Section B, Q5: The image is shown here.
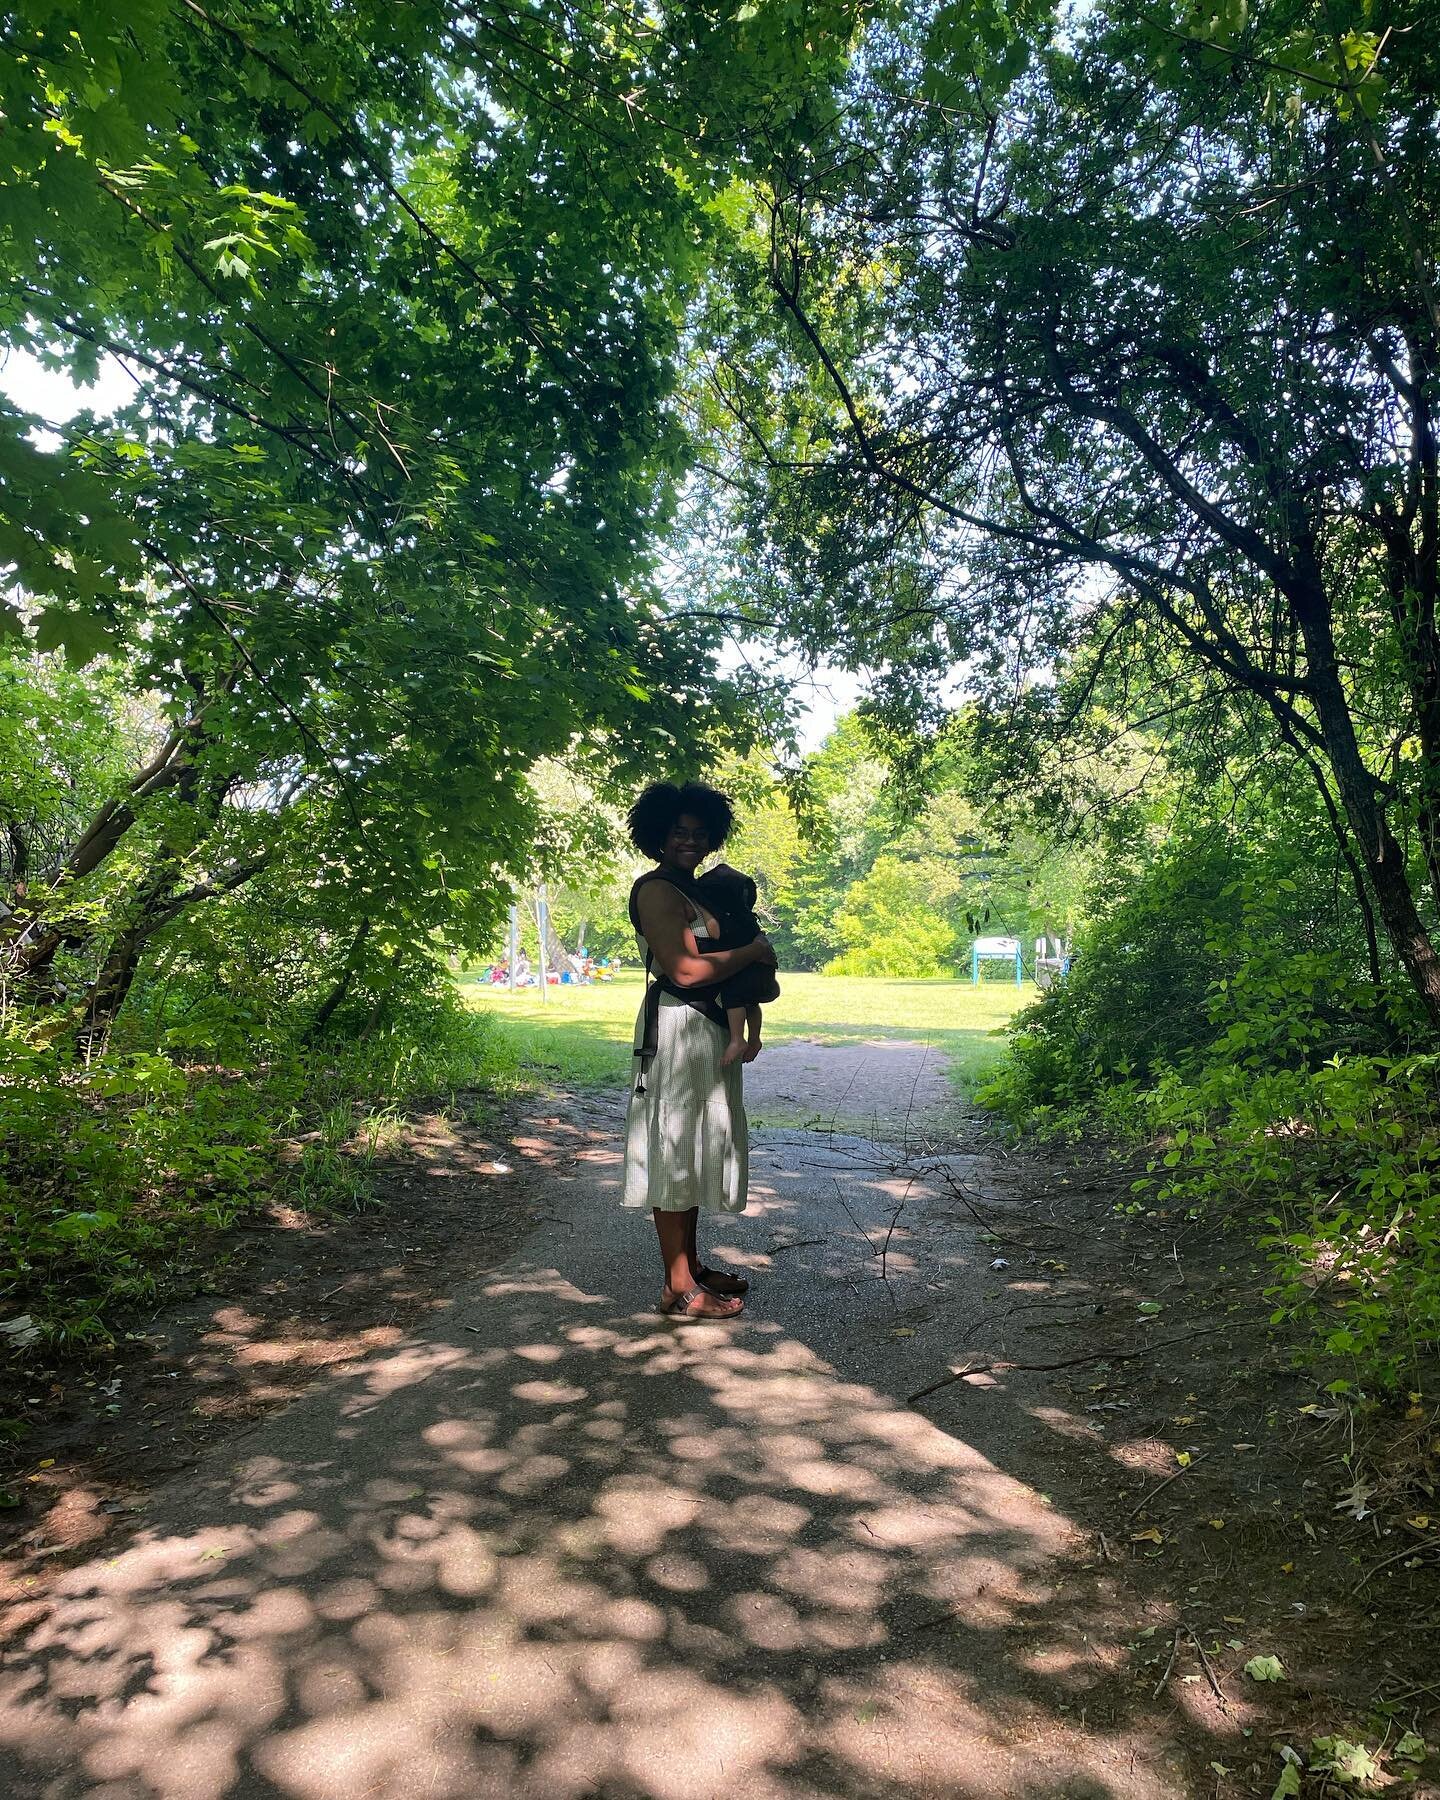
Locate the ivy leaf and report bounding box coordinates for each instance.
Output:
[1244,1654,1286,1682]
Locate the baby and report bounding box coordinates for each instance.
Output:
[695,862,781,1065]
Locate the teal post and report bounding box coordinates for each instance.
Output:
[971,945,980,984]
[1015,945,1023,985]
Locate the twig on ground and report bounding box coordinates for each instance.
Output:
[911,1604,966,1633]
[1352,1535,1440,1592]
[1130,1453,1209,1519]
[879,1173,921,1282]
[768,1237,824,1255]
[1378,1675,1440,1703]
[1183,1621,1227,1705]
[931,1165,1070,1251]
[831,1176,906,1285]
[1152,1622,1226,1705]
[906,1326,1224,1405]
[1153,1626,1183,1699]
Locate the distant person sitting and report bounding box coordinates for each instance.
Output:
[695,861,780,1065]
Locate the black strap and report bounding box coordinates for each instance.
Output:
[629,873,728,1091]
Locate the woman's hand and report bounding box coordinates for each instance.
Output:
[747,933,777,967]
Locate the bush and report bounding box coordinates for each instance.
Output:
[980,814,1440,1389]
[824,933,955,977]
[0,1037,270,1345]
[0,988,514,1346]
[823,855,959,977]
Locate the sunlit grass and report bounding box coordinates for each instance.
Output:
[457,968,1030,1097]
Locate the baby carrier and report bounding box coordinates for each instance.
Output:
[628,870,729,1093]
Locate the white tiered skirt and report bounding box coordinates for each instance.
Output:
[622,992,748,1213]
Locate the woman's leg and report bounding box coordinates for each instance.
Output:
[655,1208,740,1316]
[686,1207,749,1297]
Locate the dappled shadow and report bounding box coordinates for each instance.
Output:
[0,1120,1214,1798]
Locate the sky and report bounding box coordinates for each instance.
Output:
[0,345,139,447]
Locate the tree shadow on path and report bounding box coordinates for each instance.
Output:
[0,1054,1222,1799]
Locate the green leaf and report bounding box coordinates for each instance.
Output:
[32,608,118,665]
[1244,1655,1286,1682]
[1310,1737,1381,1784]
[50,1211,119,1241]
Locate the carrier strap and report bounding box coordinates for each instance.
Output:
[629,873,728,1093]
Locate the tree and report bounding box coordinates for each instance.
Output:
[697,0,1440,1026]
[825,855,958,976]
[1,0,866,1043]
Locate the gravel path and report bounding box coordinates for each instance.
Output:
[0,1044,1195,1799]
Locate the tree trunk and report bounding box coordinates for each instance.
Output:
[307,918,372,1039]
[1294,577,1440,1028]
[75,924,151,1060]
[357,973,399,1041]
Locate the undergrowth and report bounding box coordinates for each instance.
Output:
[980,862,1440,1394]
[0,990,517,1350]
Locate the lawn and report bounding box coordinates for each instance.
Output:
[458,969,1031,1097]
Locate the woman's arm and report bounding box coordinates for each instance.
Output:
[636,881,775,989]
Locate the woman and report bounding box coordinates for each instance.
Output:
[622,780,777,1319]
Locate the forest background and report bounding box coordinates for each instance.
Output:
[524,720,1089,981]
[3,0,1439,1406]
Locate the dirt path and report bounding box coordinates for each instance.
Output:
[1,1044,1436,1798]
[743,1035,961,1143]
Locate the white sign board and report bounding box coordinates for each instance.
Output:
[973,936,1020,956]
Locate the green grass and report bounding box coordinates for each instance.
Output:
[457,969,1030,1097]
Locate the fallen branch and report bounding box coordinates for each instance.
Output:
[906,1325,1224,1405]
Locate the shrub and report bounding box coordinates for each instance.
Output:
[0,986,514,1346]
[823,855,959,977]
[981,815,1439,1389]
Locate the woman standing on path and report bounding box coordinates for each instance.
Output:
[623,781,777,1320]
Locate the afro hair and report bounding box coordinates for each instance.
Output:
[626,781,735,861]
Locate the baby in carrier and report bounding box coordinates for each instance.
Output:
[696,863,781,1065]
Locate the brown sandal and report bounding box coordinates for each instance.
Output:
[660,1286,744,1320]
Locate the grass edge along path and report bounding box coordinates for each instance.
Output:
[459,969,1030,1103]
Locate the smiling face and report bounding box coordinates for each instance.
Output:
[661,811,710,874]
